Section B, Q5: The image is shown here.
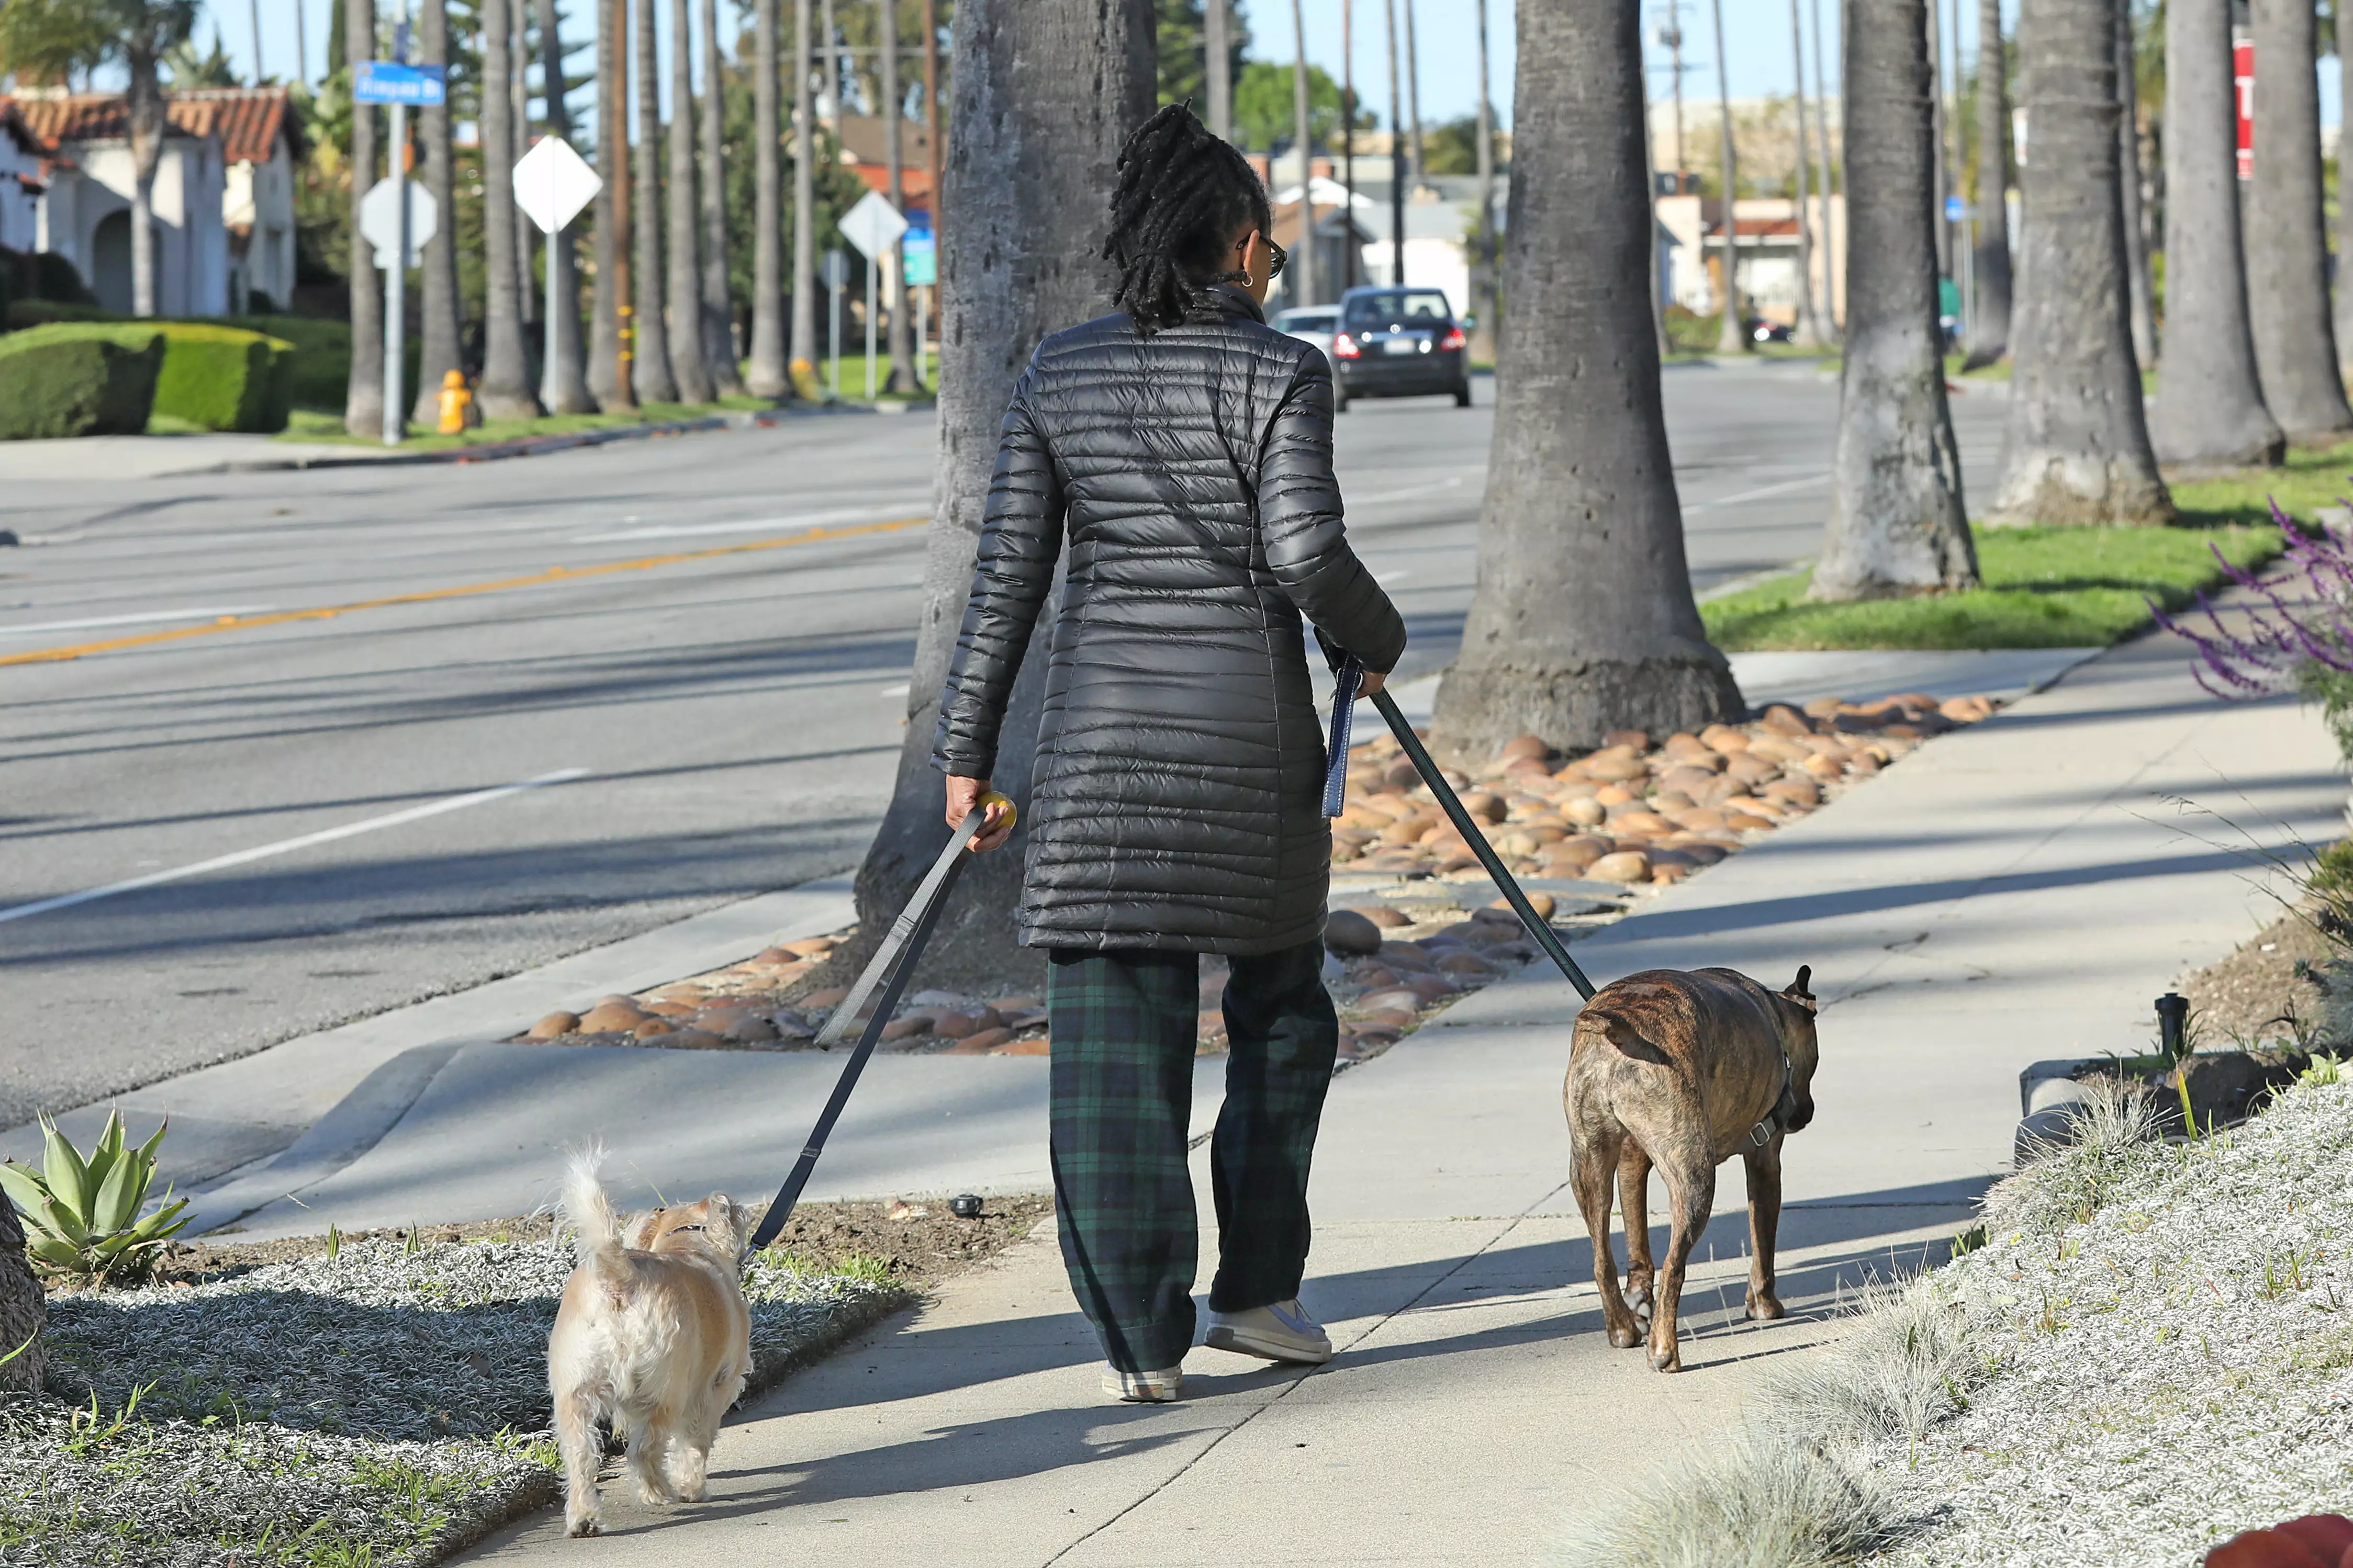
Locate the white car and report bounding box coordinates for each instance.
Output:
[1274,306,1341,376]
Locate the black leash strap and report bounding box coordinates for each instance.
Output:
[1323,656,1362,817]
[744,800,1004,1254]
[1364,688,1598,1002]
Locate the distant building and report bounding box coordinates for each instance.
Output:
[0,103,51,256]
[832,114,935,212]
[0,86,301,317]
[1656,190,1846,327]
[1256,152,1503,320]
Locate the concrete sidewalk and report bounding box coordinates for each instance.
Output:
[451,624,2342,1566]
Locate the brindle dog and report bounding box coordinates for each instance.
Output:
[1564,965,1819,1371]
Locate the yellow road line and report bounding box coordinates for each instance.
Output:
[1,515,929,669]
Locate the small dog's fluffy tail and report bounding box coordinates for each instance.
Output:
[561,1145,628,1271]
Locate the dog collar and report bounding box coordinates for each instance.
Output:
[1743,1052,1795,1152]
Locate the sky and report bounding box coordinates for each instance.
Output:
[167,0,2347,136]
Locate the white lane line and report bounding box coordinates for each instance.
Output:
[0,768,590,927]
[1348,476,1467,506]
[1683,472,1830,513]
[572,502,931,544]
[0,605,277,638]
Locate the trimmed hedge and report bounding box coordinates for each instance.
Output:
[150,323,297,432]
[0,324,166,439]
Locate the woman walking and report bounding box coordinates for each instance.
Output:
[935,104,1406,1403]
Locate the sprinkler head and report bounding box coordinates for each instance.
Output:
[948,1193,983,1219]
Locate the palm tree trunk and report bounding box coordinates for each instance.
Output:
[537,0,597,411]
[1207,0,1231,142]
[1709,0,1746,353]
[479,0,544,418]
[881,0,919,391]
[789,0,819,377]
[849,0,1152,987]
[127,56,165,319]
[1959,0,2011,367]
[2151,0,2283,464]
[1987,0,2171,526]
[590,0,628,407]
[700,0,746,395]
[748,0,790,395]
[1811,0,1841,334]
[346,0,387,435]
[1429,0,1741,758]
[1788,0,1824,347]
[1471,0,1493,353]
[1290,0,1317,308]
[2118,0,2157,368]
[666,0,718,401]
[514,0,537,329]
[2338,0,2353,380]
[634,0,680,402]
[1807,0,1978,599]
[2248,0,2351,441]
[0,1198,43,1393]
[411,0,466,424]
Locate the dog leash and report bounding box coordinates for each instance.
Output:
[1325,653,1597,1002]
[744,793,1014,1255]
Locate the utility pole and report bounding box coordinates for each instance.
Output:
[1291,0,1317,309]
[1404,0,1422,191]
[1206,0,1231,142]
[1810,0,1839,335]
[1709,0,1746,352]
[789,0,817,377]
[820,0,838,124]
[1385,0,1404,285]
[923,0,942,239]
[1667,6,1687,187]
[1342,0,1355,290]
[1473,0,1494,349]
[1788,0,1823,345]
[1927,0,1951,278]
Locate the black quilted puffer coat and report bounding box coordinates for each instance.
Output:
[933,286,1406,955]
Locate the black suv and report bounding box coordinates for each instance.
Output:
[1329,286,1472,411]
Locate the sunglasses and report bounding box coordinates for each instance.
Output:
[1263,235,1288,280]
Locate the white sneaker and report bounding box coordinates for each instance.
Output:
[1204,1298,1333,1364]
[1103,1366,1184,1403]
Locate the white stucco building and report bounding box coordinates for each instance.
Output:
[0,104,49,256]
[0,87,300,317]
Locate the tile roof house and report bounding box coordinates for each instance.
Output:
[0,86,302,316]
[0,103,53,256]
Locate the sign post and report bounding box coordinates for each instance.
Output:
[511,134,603,411]
[354,49,446,445]
[838,189,909,401]
[821,249,849,398]
[2235,33,2255,182]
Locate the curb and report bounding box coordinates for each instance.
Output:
[216,398,932,474]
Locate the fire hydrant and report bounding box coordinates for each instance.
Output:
[436,369,474,434]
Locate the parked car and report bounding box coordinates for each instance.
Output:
[1274,306,1342,374]
[1747,317,1793,345]
[1328,286,1473,410]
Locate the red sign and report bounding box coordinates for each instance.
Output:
[2236,37,2255,180]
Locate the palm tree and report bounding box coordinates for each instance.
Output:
[1428,0,1742,757]
[2339,0,2353,380]
[590,0,629,407]
[2117,0,2156,367]
[0,0,198,319]
[666,0,718,401]
[1786,0,1823,347]
[850,0,1153,983]
[788,0,819,382]
[699,0,746,395]
[0,1199,42,1393]
[2247,0,2350,441]
[633,0,679,402]
[880,0,920,391]
[1806,0,1977,599]
[410,0,466,425]
[747,0,790,396]
[478,0,544,418]
[344,0,386,433]
[2152,0,2283,465]
[1959,0,2010,368]
[1709,0,1745,353]
[1985,0,2171,526]
[536,0,596,411]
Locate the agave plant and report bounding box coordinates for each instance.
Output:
[0,1113,189,1285]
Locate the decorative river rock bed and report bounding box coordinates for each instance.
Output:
[513,693,1999,1067]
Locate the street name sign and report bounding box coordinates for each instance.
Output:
[360,177,436,269]
[354,61,447,105]
[838,189,908,260]
[902,219,936,286]
[820,248,850,288]
[512,134,601,234]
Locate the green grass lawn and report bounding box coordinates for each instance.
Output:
[2168,437,2353,527]
[1702,524,2286,650]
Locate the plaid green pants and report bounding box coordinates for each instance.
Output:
[1045,939,1340,1373]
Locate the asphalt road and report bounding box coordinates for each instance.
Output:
[0,361,2010,1129]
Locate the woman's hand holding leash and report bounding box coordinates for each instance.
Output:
[944,776,1018,852]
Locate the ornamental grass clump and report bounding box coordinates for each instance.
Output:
[0,1111,189,1287]
[2152,499,2353,738]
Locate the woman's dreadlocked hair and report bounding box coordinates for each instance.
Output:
[1103,102,1273,336]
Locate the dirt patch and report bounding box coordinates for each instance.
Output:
[2173,907,2337,1047]
[156,1193,1055,1292]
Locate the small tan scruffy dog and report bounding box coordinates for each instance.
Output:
[550,1148,754,1538]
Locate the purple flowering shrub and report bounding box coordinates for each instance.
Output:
[2151,501,2353,755]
